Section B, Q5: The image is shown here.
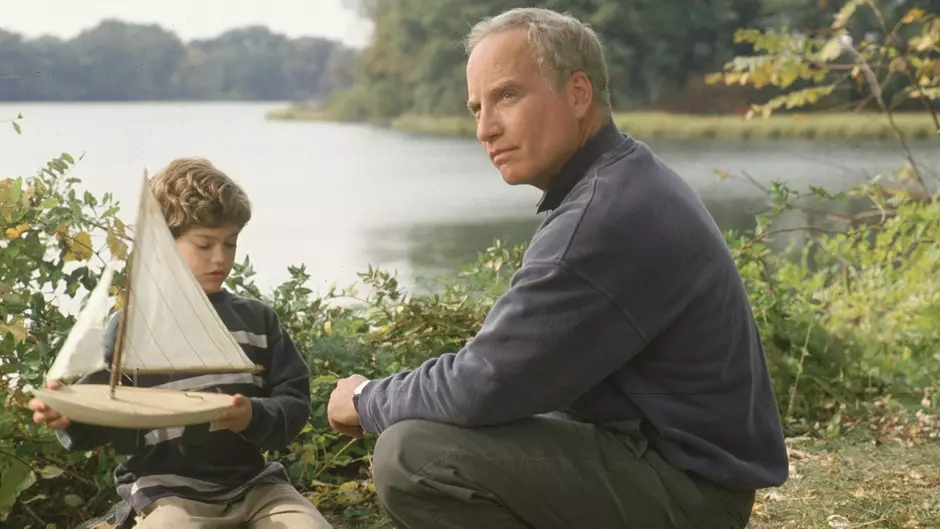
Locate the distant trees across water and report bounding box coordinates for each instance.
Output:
[0,21,357,102]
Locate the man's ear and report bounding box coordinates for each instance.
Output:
[568,72,594,119]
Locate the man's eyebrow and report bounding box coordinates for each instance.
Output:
[467,79,520,112]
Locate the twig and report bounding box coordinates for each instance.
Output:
[20,501,45,526]
[840,45,930,197]
[314,437,359,481]
[851,516,887,528]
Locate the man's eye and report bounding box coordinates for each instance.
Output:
[501,91,515,99]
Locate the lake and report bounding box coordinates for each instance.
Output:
[3,101,937,297]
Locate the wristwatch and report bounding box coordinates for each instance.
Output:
[352,379,370,413]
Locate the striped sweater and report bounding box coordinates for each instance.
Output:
[56,289,311,527]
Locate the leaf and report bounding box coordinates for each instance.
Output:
[0,461,36,521]
[10,177,22,203]
[41,198,59,209]
[65,231,93,262]
[39,465,64,479]
[902,8,926,25]
[820,38,844,61]
[889,57,908,74]
[0,318,28,344]
[832,0,864,30]
[106,231,128,260]
[12,121,20,134]
[63,493,84,507]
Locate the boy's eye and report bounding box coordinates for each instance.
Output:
[195,244,210,250]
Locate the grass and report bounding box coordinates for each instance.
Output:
[266,106,940,141]
[313,397,939,529]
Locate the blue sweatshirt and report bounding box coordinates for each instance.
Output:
[358,121,789,491]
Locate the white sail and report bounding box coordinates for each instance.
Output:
[46,260,118,380]
[117,179,255,372]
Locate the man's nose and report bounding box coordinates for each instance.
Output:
[476,107,503,143]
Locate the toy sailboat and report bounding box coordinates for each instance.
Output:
[34,175,261,429]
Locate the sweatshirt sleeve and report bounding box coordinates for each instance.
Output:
[357,258,648,434]
[56,313,141,454]
[238,310,311,451]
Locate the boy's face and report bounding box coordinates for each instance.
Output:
[175,224,241,294]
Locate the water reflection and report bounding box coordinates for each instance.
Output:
[362,191,879,290]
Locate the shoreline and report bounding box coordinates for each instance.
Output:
[266,106,939,141]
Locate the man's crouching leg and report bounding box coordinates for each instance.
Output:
[371,417,739,529]
[372,419,540,529]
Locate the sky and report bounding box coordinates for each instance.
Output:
[0,0,374,48]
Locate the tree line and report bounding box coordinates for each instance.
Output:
[0,21,357,102]
[2,0,938,113]
[324,0,940,118]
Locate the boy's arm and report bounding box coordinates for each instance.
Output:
[56,313,141,454]
[238,311,311,452]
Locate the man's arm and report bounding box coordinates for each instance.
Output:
[238,311,311,451]
[357,258,648,435]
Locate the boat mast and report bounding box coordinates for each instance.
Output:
[108,170,146,399]
[108,251,133,399]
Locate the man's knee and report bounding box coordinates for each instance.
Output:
[372,419,461,498]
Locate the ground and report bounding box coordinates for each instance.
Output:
[317,401,940,529]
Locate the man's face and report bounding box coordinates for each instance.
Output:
[175,224,241,294]
[466,28,583,189]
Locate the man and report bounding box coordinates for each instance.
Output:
[328,7,788,529]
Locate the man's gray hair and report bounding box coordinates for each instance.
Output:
[464,7,611,115]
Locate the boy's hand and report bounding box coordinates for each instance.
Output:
[213,394,253,433]
[327,375,367,438]
[28,379,72,430]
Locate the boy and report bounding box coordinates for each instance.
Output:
[28,158,332,529]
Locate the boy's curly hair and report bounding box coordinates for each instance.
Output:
[149,157,252,238]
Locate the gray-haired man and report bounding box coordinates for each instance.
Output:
[327,7,789,528]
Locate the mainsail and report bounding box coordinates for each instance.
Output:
[116,180,255,372]
[45,260,117,381]
[45,177,256,382]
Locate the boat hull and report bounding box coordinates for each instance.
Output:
[34,385,234,429]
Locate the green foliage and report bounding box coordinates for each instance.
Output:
[329,0,773,120]
[0,142,130,526]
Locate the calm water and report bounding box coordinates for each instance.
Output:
[3,102,937,296]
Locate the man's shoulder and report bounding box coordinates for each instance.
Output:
[536,139,729,273]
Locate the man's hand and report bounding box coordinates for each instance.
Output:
[212,394,253,433]
[327,374,368,438]
[28,379,71,430]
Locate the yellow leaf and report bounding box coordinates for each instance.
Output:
[0,318,28,344]
[113,292,127,311]
[0,178,11,205]
[820,38,843,61]
[889,57,908,73]
[703,72,724,85]
[107,231,128,260]
[66,231,93,262]
[323,321,332,335]
[4,227,19,239]
[902,8,926,25]
[339,481,358,491]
